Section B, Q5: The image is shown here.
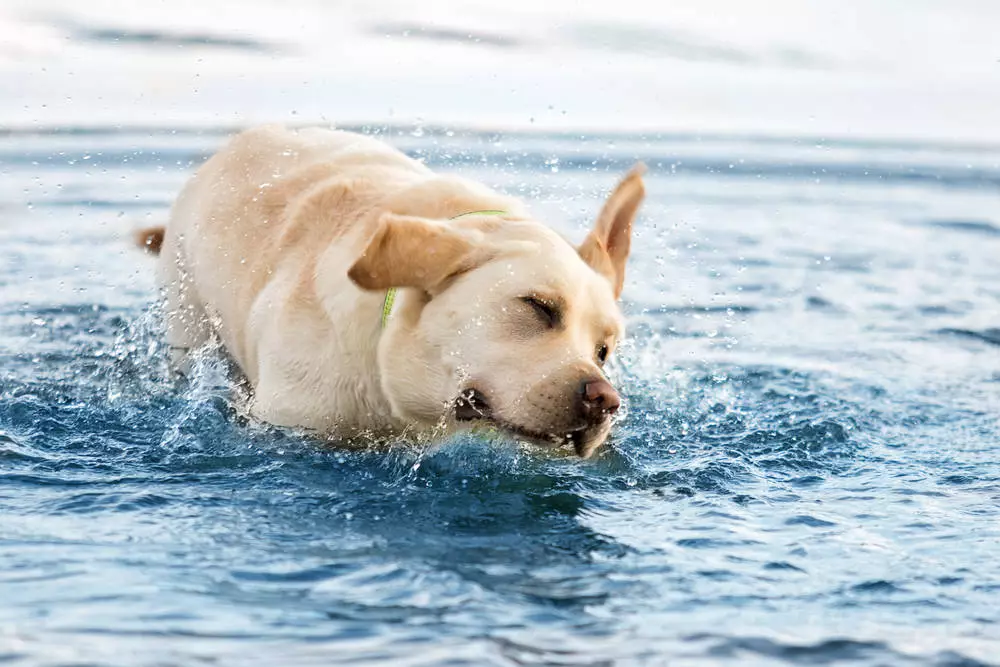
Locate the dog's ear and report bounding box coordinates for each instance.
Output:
[578,164,646,298]
[348,212,486,293]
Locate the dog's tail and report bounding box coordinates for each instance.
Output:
[135,226,165,255]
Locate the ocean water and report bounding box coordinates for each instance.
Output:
[2,0,1000,664]
[1,125,998,666]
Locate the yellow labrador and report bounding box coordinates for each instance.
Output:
[138,125,645,457]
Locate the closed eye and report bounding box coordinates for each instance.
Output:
[520,295,560,329]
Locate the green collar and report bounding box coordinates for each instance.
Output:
[381,287,398,328]
[380,210,506,328]
[450,209,506,219]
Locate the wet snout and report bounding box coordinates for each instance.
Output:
[577,377,620,424]
[457,366,622,457]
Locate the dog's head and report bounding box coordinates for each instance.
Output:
[348,166,645,457]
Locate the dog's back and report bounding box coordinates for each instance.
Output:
[167,125,429,271]
[151,125,517,396]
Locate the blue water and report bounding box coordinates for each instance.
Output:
[1,126,999,666]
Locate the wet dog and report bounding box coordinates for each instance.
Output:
[139,125,645,457]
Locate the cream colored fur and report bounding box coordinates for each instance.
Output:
[152,125,645,457]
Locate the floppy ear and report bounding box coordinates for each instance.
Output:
[348,212,485,293]
[578,163,646,298]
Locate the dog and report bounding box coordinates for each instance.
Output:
[137,125,645,457]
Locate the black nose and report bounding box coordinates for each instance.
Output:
[577,378,621,424]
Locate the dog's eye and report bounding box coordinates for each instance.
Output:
[596,344,609,364]
[520,296,559,328]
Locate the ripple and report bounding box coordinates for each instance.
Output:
[939,328,1000,347]
[923,219,1000,237]
[2,126,999,665]
[763,561,807,573]
[785,514,838,528]
[0,431,54,463]
[689,633,990,665]
[45,491,173,514]
[851,580,906,595]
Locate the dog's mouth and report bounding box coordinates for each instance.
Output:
[454,388,592,455]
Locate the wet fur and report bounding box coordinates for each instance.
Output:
[139,125,644,457]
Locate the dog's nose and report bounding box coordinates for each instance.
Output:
[578,378,620,424]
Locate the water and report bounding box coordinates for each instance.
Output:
[1,126,999,666]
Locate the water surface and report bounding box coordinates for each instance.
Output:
[1,126,999,666]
